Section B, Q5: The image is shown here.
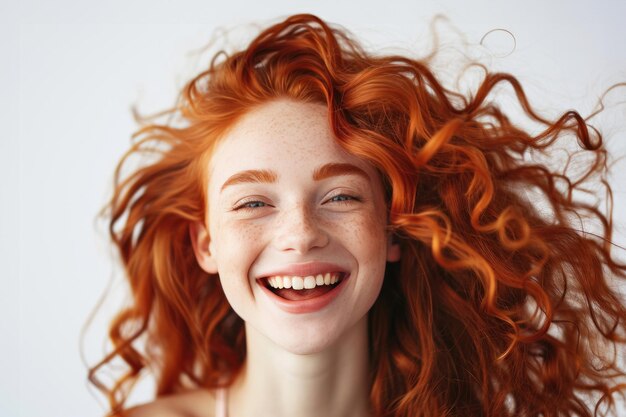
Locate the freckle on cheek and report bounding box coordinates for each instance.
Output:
[233,223,263,241]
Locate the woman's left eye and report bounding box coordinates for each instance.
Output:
[326,194,359,204]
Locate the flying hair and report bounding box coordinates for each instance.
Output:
[88,13,626,417]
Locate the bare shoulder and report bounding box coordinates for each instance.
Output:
[124,388,216,417]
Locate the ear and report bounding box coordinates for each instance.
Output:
[386,233,401,262]
[189,221,218,274]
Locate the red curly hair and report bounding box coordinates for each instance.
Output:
[88,13,626,417]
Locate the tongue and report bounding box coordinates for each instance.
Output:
[274,285,335,301]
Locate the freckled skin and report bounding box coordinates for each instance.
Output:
[199,99,398,354]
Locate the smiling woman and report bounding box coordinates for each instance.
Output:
[191,100,398,354]
[88,13,626,417]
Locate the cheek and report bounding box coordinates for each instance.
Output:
[345,208,389,291]
[338,213,389,315]
[341,209,388,258]
[210,220,267,315]
[211,220,266,277]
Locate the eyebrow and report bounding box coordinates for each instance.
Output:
[220,169,278,191]
[220,163,370,192]
[312,162,370,181]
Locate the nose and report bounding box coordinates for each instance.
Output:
[272,203,329,254]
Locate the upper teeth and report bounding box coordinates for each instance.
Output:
[267,272,341,290]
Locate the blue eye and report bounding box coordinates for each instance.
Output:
[234,200,268,211]
[245,201,266,208]
[326,194,360,204]
[329,194,354,202]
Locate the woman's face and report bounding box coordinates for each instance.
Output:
[192,99,399,354]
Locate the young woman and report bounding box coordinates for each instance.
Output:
[89,13,626,417]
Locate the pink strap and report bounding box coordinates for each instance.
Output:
[215,387,228,417]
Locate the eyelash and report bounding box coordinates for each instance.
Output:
[326,193,360,204]
[233,199,269,211]
[232,193,360,212]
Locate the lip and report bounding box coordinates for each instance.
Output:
[257,261,349,279]
[256,262,350,314]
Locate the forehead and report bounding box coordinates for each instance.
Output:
[207,99,376,187]
[225,100,330,155]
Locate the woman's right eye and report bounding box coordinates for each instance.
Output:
[233,200,269,211]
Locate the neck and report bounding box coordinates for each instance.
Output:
[228,316,372,417]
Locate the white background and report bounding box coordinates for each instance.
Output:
[1,1,626,416]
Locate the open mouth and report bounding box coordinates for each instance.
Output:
[262,272,346,301]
